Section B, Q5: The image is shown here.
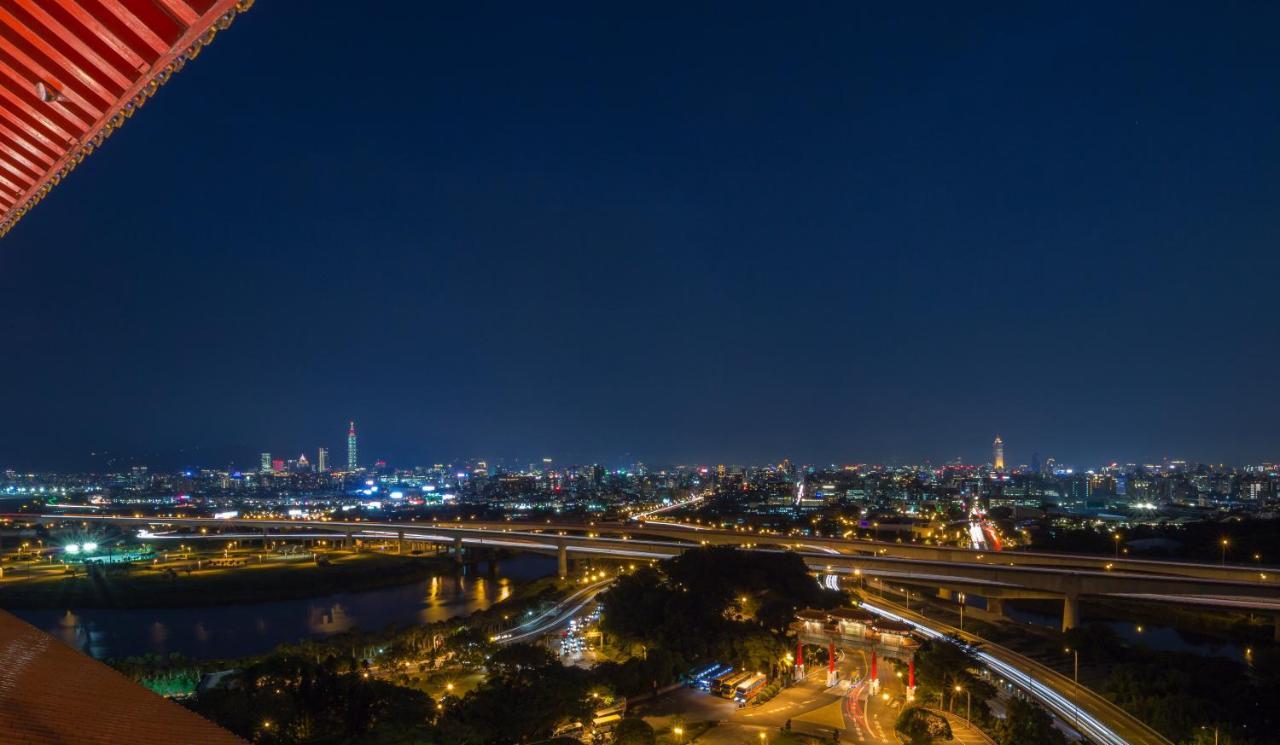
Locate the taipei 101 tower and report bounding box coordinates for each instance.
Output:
[993,436,1004,471]
[347,421,358,471]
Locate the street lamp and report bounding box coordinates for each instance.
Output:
[758,731,767,745]
[954,685,970,727]
[673,726,683,743]
[1064,648,1078,684]
[957,592,966,631]
[1113,533,1121,559]
[1221,538,1229,566]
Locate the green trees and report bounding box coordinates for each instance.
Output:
[911,640,994,720]
[597,546,837,683]
[187,654,436,744]
[894,706,952,744]
[613,718,656,745]
[437,643,595,744]
[993,697,1066,745]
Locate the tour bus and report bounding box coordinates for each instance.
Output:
[733,673,768,703]
[689,663,729,688]
[705,668,738,694]
[591,714,621,735]
[715,671,753,698]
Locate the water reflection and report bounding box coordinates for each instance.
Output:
[13,554,555,660]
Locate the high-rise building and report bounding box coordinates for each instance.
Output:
[347,421,358,471]
[993,436,1004,471]
[318,447,328,472]
[260,452,271,472]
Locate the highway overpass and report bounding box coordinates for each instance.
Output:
[16,513,1280,632]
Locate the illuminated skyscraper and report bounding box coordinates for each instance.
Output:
[260,452,271,472]
[993,436,1004,471]
[318,447,328,472]
[347,421,358,471]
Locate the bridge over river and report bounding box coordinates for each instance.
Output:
[16,513,1280,634]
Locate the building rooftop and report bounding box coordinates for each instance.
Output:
[796,608,830,621]
[0,609,243,744]
[828,606,876,622]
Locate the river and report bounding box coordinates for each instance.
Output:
[998,600,1253,661]
[11,553,557,660]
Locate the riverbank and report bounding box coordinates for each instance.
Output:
[0,551,453,609]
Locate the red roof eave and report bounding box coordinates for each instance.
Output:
[0,0,255,238]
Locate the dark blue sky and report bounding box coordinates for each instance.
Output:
[2,2,1277,471]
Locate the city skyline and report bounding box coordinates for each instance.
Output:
[2,4,1278,471]
[0,5,1274,745]
[5,422,1274,473]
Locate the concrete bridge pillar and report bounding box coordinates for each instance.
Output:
[1062,594,1080,632]
[261,527,269,550]
[345,530,353,549]
[557,541,568,579]
[397,530,405,555]
[453,536,464,563]
[986,597,1005,617]
[936,588,953,601]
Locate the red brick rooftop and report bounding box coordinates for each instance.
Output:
[0,609,244,745]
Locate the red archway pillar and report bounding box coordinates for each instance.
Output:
[826,642,838,687]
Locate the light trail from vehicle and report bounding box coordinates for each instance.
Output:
[859,600,1160,745]
[630,494,706,520]
[639,519,712,531]
[497,579,614,645]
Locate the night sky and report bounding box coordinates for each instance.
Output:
[2,3,1278,471]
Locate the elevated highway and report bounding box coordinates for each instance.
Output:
[502,518,1275,584]
[18,513,1280,632]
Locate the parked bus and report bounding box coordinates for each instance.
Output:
[705,668,738,694]
[715,671,753,698]
[591,714,621,735]
[733,673,768,703]
[689,663,729,688]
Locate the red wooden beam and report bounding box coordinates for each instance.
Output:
[84,0,171,57]
[0,100,67,156]
[0,154,39,190]
[151,0,201,26]
[8,0,134,90]
[0,22,117,106]
[53,0,152,70]
[0,42,107,119]
[0,117,58,167]
[0,73,92,134]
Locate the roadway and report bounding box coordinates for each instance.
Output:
[16,514,1280,626]
[494,577,613,645]
[858,596,1173,745]
[30,511,1278,582]
[473,516,1279,584]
